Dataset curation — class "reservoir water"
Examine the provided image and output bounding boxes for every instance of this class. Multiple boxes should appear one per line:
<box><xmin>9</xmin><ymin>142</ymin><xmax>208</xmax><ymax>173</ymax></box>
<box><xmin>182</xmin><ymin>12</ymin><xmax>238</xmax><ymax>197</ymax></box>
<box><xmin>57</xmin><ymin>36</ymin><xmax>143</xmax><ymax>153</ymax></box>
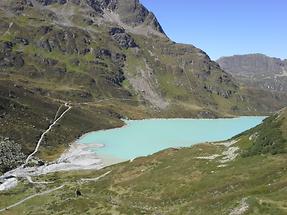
<box><xmin>78</xmin><ymin>117</ymin><xmax>265</xmax><ymax>162</ymax></box>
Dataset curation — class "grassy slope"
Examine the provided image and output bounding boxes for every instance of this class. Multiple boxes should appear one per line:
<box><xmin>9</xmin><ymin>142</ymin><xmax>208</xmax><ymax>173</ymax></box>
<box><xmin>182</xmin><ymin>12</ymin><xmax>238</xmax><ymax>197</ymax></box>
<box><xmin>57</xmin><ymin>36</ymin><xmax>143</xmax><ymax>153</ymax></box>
<box><xmin>1</xmin><ymin>110</ymin><xmax>287</xmax><ymax>214</ymax></box>
<box><xmin>237</xmin><ymin>107</ymin><xmax>287</xmax><ymax>156</ymax></box>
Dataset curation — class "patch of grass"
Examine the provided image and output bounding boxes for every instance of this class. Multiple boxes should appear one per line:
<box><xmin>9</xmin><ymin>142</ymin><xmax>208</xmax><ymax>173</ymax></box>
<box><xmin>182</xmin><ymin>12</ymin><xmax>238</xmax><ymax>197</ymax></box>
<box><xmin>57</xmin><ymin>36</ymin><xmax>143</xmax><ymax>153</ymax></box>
<box><xmin>240</xmin><ymin>114</ymin><xmax>287</xmax><ymax>156</ymax></box>
<box><xmin>1</xmin><ymin>141</ymin><xmax>287</xmax><ymax>214</ymax></box>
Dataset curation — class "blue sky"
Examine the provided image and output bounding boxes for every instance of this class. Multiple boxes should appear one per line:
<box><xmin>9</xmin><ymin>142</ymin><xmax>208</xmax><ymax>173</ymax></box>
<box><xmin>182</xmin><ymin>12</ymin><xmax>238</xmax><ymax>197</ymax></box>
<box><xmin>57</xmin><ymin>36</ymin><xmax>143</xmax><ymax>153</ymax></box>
<box><xmin>140</xmin><ymin>0</ymin><xmax>287</xmax><ymax>60</ymax></box>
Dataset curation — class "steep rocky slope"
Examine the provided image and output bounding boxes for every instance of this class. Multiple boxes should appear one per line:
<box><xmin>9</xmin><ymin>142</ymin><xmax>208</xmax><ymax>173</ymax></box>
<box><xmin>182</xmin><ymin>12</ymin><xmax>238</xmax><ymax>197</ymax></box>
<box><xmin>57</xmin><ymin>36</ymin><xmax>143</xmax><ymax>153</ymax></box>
<box><xmin>217</xmin><ymin>54</ymin><xmax>287</xmax><ymax>92</ymax></box>
<box><xmin>0</xmin><ymin>0</ymin><xmax>287</xmax><ymax>168</ymax></box>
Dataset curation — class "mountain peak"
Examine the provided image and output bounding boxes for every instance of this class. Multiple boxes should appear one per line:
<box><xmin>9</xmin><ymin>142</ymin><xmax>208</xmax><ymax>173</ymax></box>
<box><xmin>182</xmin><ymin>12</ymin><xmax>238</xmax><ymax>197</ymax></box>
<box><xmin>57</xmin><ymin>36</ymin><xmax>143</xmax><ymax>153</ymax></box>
<box><xmin>4</xmin><ymin>0</ymin><xmax>165</xmax><ymax>37</ymax></box>
<box><xmin>98</xmin><ymin>0</ymin><xmax>166</xmax><ymax>37</ymax></box>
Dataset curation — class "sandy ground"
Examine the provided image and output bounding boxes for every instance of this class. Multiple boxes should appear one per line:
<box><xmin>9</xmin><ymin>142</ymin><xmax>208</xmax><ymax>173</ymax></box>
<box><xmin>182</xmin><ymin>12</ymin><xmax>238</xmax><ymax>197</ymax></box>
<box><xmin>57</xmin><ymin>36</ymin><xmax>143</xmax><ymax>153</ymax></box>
<box><xmin>54</xmin><ymin>142</ymin><xmax>125</xmax><ymax>170</ymax></box>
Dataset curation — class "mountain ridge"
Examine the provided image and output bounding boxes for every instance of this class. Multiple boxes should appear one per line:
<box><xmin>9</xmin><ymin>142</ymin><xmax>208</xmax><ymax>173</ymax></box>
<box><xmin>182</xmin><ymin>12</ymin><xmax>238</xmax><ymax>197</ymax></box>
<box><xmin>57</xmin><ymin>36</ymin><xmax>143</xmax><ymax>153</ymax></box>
<box><xmin>217</xmin><ymin>53</ymin><xmax>286</xmax><ymax>62</ymax></box>
<box><xmin>1</xmin><ymin>0</ymin><xmax>166</xmax><ymax>37</ymax></box>
<box><xmin>217</xmin><ymin>53</ymin><xmax>287</xmax><ymax>92</ymax></box>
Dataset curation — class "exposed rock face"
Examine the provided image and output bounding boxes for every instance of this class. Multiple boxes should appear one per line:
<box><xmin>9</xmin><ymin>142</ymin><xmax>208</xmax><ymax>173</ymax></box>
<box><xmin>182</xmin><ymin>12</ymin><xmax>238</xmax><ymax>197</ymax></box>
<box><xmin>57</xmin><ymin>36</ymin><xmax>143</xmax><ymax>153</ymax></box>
<box><xmin>217</xmin><ymin>54</ymin><xmax>287</xmax><ymax>92</ymax></box>
<box><xmin>109</xmin><ymin>27</ymin><xmax>138</xmax><ymax>48</ymax></box>
<box><xmin>87</xmin><ymin>0</ymin><xmax>165</xmax><ymax>34</ymax></box>
<box><xmin>0</xmin><ymin>137</ymin><xmax>25</xmax><ymax>174</ymax></box>
<box><xmin>109</xmin><ymin>0</ymin><xmax>164</xmax><ymax>32</ymax></box>
<box><xmin>36</xmin><ymin>27</ymin><xmax>92</xmax><ymax>54</ymax></box>
<box><xmin>0</xmin><ymin>42</ymin><xmax>24</xmax><ymax>68</ymax></box>
<box><xmin>25</xmin><ymin>0</ymin><xmax>165</xmax><ymax>36</ymax></box>
<box><xmin>35</xmin><ymin>0</ymin><xmax>68</xmax><ymax>5</ymax></box>
<box><xmin>127</xmin><ymin>59</ymin><xmax>169</xmax><ymax>109</ymax></box>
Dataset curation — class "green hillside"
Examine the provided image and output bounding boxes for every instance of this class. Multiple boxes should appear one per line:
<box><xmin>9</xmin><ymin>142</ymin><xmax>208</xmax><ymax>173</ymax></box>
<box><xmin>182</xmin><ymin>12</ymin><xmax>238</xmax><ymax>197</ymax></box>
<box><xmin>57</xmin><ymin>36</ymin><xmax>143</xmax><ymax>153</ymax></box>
<box><xmin>0</xmin><ymin>109</ymin><xmax>286</xmax><ymax>214</ymax></box>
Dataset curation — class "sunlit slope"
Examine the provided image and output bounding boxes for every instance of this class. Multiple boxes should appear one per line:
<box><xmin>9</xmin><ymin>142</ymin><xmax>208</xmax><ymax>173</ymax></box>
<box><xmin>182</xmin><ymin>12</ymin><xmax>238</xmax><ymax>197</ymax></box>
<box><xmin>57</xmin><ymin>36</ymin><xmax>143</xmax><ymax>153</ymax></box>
<box><xmin>1</xmin><ymin>108</ymin><xmax>287</xmax><ymax>214</ymax></box>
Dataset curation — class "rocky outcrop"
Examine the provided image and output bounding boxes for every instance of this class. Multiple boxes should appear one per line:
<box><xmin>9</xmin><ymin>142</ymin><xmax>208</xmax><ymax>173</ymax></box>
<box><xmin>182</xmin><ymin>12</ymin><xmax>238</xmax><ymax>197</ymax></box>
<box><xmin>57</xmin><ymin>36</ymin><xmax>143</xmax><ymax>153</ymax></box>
<box><xmin>16</xmin><ymin>0</ymin><xmax>165</xmax><ymax>36</ymax></box>
<box><xmin>36</xmin><ymin>27</ymin><xmax>92</xmax><ymax>55</ymax></box>
<box><xmin>95</xmin><ymin>48</ymin><xmax>126</xmax><ymax>66</ymax></box>
<box><xmin>106</xmin><ymin>69</ymin><xmax>125</xmax><ymax>86</ymax></box>
<box><xmin>111</xmin><ymin>0</ymin><xmax>164</xmax><ymax>32</ymax></box>
<box><xmin>109</xmin><ymin>27</ymin><xmax>138</xmax><ymax>48</ymax></box>
<box><xmin>0</xmin><ymin>137</ymin><xmax>25</xmax><ymax>174</ymax></box>
<box><xmin>0</xmin><ymin>41</ymin><xmax>24</xmax><ymax>68</ymax></box>
<box><xmin>203</xmin><ymin>84</ymin><xmax>235</xmax><ymax>98</ymax></box>
<box><xmin>34</xmin><ymin>0</ymin><xmax>68</xmax><ymax>6</ymax></box>
<box><xmin>86</xmin><ymin>0</ymin><xmax>165</xmax><ymax>34</ymax></box>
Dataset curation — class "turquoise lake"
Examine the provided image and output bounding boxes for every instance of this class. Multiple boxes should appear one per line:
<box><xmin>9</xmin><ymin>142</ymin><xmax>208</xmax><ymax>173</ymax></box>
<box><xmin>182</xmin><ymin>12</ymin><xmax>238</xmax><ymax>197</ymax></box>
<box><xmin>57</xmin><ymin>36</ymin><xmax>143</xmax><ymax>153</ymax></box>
<box><xmin>78</xmin><ymin>117</ymin><xmax>265</xmax><ymax>161</ymax></box>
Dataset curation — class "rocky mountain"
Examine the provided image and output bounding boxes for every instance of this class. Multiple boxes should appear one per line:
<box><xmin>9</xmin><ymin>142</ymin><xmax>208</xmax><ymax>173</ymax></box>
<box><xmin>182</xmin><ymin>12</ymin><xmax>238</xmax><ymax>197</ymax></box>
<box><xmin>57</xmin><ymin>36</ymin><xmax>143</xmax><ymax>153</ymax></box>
<box><xmin>0</xmin><ymin>0</ymin><xmax>287</xmax><ymax>167</ymax></box>
<box><xmin>217</xmin><ymin>54</ymin><xmax>287</xmax><ymax>92</ymax></box>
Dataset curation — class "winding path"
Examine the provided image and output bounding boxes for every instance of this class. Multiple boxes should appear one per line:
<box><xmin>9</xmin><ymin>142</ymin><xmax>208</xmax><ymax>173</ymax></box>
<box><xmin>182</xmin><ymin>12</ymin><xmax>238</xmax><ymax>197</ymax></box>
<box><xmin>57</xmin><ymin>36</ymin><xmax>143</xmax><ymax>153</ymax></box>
<box><xmin>53</xmin><ymin>104</ymin><xmax>63</xmax><ymax>121</ymax></box>
<box><xmin>0</xmin><ymin>185</ymin><xmax>65</xmax><ymax>213</ymax></box>
<box><xmin>80</xmin><ymin>170</ymin><xmax>111</xmax><ymax>182</ymax></box>
<box><xmin>26</xmin><ymin>176</ymin><xmax>54</xmax><ymax>185</ymax></box>
<box><xmin>0</xmin><ymin>171</ymin><xmax>111</xmax><ymax>213</ymax></box>
<box><xmin>24</xmin><ymin>103</ymin><xmax>71</xmax><ymax>166</ymax></box>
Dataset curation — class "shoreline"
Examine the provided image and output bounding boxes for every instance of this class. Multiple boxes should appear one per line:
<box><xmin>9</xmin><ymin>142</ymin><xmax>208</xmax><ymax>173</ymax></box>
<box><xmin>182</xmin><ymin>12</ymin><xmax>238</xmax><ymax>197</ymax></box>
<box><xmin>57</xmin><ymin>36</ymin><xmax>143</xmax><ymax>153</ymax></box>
<box><xmin>76</xmin><ymin>123</ymin><xmax>128</xmax><ymax>143</ymax></box>
<box><xmin>56</xmin><ymin>142</ymin><xmax>126</xmax><ymax>170</ymax></box>
<box><xmin>124</xmin><ymin>115</ymin><xmax>267</xmax><ymax>121</ymax></box>
<box><xmin>76</xmin><ymin>116</ymin><xmax>267</xmax><ymax>142</ymax></box>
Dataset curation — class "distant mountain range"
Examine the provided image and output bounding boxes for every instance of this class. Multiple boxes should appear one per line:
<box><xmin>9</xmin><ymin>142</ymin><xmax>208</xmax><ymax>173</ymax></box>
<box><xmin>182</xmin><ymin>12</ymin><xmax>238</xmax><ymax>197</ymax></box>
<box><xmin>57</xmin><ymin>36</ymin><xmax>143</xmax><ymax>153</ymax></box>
<box><xmin>217</xmin><ymin>54</ymin><xmax>287</xmax><ymax>92</ymax></box>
